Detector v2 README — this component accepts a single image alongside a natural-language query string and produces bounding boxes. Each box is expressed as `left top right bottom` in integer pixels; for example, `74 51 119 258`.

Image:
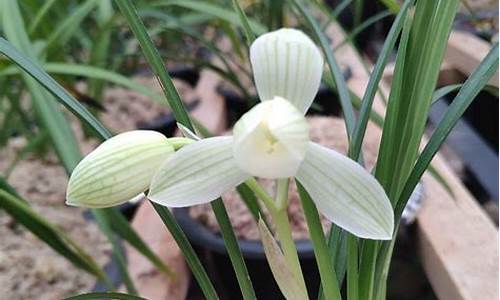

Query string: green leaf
395 42 499 221
375 0 460 200
115 0 192 129
336 10 393 50
104 208 175 277
44 0 100 51
297 183 341 300
62 292 148 300
377 42 498 300
151 203 219 300
231 0 256 45
0 63 167 105
152 0 266 35
0 189 111 286
92 209 137 295
349 0 413 160
290 0 357 139
0 39 111 140
28 0 58 34
1 0 83 172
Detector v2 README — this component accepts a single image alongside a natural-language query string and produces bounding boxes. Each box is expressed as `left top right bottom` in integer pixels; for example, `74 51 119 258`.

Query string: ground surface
0 77 194 300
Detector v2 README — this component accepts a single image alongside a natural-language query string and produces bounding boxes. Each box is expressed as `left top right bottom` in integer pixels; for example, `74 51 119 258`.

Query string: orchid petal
233 97 309 179
250 28 324 113
148 136 249 207
66 130 174 208
296 142 394 240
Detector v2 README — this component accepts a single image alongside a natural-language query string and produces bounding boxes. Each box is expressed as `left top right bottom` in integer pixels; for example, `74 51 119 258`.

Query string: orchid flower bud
66 130 174 208
232 96 309 178
250 28 324 113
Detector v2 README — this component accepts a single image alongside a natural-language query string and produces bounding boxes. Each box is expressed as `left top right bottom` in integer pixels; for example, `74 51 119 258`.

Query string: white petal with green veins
250 28 324 113
296 142 394 240
148 136 249 207
66 130 174 208
233 97 309 179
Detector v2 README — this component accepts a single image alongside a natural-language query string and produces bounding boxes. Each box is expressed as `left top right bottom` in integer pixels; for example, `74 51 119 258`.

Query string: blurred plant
0 0 498 299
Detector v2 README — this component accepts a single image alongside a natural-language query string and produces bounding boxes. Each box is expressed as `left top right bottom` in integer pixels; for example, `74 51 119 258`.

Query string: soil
0 76 195 300
189 116 382 240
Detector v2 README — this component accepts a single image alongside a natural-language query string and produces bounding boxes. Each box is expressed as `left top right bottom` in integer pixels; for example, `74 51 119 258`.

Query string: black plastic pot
174 208 319 300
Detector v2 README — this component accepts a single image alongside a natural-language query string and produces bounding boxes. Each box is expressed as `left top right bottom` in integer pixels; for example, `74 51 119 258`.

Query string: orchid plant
1 0 497 299
67 28 394 298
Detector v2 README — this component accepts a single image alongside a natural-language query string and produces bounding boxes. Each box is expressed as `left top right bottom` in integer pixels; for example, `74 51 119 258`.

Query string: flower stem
272 178 307 293
245 178 307 293
276 178 290 210
244 178 276 212
271 205 308 293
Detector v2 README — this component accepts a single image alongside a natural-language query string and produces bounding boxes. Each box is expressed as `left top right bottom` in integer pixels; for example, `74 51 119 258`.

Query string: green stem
276 178 289 210
271 206 307 292
245 177 307 292
298 183 341 300
244 177 276 211
347 235 359 300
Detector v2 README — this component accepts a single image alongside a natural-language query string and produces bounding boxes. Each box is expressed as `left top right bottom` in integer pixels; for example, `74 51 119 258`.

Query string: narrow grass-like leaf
151 203 219 300
0 63 167 105
1 1 83 172
231 0 256 45
115 0 192 128
28 0 58 34
349 0 412 160
297 183 341 300
381 0 401 13
62 292 147 300
104 208 175 277
290 0 356 138
93 209 137 295
376 42 498 300
45 0 100 51
152 0 266 35
395 42 498 221
0 190 111 287
336 10 393 50
0 39 111 140
369 1 460 299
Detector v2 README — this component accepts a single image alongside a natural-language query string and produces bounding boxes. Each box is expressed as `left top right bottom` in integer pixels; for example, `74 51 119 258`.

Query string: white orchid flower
66 130 174 208
148 28 394 240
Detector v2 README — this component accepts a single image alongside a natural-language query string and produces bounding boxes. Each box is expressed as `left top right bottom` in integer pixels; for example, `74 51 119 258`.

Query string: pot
174 207 320 300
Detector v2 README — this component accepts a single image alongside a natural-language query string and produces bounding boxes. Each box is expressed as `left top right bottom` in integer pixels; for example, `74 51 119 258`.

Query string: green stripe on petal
66 130 174 208
148 136 250 207
296 142 394 240
250 28 324 114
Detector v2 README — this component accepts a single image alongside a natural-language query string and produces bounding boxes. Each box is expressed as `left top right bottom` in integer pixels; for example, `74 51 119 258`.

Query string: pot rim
173 207 315 259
